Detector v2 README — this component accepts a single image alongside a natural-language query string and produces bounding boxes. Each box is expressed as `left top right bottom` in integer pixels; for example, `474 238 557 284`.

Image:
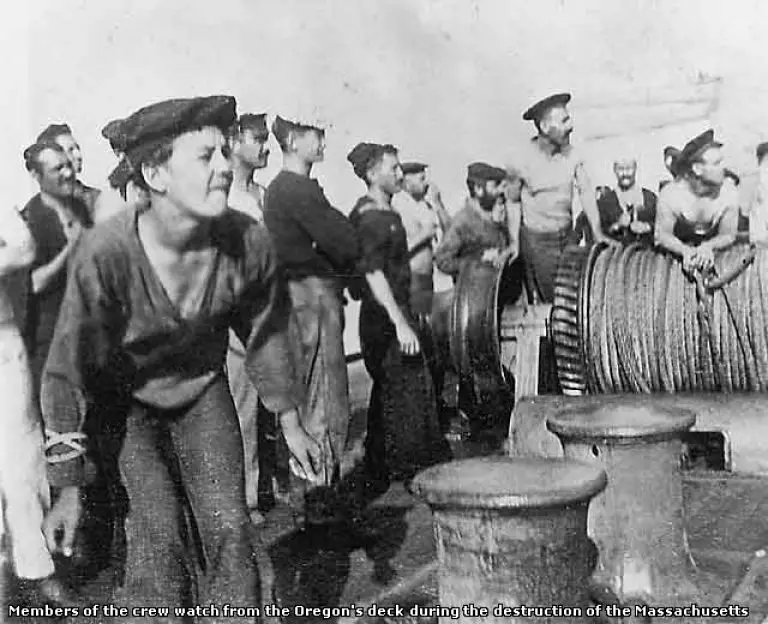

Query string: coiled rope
578 242 766 394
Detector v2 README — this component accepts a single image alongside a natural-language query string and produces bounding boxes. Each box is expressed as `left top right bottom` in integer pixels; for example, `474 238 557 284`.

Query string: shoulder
69 208 136 288
658 180 689 208
504 138 537 178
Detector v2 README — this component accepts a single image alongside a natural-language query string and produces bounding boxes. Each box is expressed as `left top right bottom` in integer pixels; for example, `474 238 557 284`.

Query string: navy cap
756 142 768 163
102 119 126 154
237 113 268 138
523 93 571 122
36 123 73 143
112 95 237 164
401 162 427 175
347 142 398 180
271 115 325 146
677 129 723 170
467 162 507 183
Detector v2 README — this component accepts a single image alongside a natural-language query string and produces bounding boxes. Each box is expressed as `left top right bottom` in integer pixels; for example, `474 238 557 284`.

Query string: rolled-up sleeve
234 227 303 414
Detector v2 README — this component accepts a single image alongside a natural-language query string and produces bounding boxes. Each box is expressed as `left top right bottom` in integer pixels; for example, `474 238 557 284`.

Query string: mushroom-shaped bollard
410 457 607 624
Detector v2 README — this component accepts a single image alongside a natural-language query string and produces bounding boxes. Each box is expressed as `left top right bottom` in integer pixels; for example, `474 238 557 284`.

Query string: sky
4 0 768 212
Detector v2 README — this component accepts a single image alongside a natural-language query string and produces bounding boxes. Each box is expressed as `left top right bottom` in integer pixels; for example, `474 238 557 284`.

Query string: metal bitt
409 457 607 624
547 401 700 606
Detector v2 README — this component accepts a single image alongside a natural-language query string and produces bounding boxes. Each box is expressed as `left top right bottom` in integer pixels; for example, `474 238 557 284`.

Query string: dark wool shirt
41 206 301 488
263 170 359 281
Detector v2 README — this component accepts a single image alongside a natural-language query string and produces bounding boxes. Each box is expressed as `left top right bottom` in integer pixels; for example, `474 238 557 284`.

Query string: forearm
32 245 71 293
428 198 452 232
655 230 692 258
704 232 737 251
365 271 409 327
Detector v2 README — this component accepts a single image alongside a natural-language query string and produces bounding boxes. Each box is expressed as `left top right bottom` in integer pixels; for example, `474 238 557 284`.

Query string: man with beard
40 95 319 621
505 93 614 303
263 114 359 524
36 124 103 222
435 163 514 278
226 112 274 524
21 141 92 396
594 157 657 245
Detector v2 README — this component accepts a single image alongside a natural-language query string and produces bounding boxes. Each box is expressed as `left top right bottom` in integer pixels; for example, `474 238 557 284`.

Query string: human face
157 127 233 220
35 148 75 198
542 105 574 147
402 171 428 200
371 152 403 195
693 146 725 186
476 180 504 211
293 128 325 164
234 128 270 169
55 133 83 175
614 160 637 190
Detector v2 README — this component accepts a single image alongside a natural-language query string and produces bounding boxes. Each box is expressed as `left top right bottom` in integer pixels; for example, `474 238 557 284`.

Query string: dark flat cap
114 95 237 159
663 146 680 159
467 162 507 183
523 93 571 122
102 119 126 153
238 113 268 137
678 129 722 170
108 158 134 191
272 115 324 145
36 123 73 143
347 142 398 179
401 162 427 175
756 141 768 163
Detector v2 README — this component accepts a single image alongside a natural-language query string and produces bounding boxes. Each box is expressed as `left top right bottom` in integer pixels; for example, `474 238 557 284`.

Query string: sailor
655 130 739 274
263 114 360 523
435 162 514 278
505 92 614 303
40 95 319 621
347 142 450 491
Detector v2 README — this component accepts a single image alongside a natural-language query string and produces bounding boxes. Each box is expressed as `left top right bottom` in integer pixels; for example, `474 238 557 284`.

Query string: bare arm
701 205 738 252
32 244 74 293
654 193 692 258
0 208 36 276
575 163 609 243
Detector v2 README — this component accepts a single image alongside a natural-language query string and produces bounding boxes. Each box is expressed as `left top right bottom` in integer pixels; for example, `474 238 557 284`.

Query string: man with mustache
435 162 513 278
40 95 319 620
505 92 614 303
20 141 92 397
594 157 657 245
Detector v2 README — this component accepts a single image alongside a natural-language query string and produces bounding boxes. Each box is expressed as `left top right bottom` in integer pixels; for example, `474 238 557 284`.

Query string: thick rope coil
552 242 766 394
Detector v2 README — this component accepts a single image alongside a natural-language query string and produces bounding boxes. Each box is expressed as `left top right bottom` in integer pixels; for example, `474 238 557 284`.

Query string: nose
212 148 232 174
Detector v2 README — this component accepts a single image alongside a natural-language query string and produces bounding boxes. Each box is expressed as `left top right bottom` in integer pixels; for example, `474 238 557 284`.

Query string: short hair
757 142 768 164
23 141 66 174
355 145 398 183
128 138 175 192
36 123 73 143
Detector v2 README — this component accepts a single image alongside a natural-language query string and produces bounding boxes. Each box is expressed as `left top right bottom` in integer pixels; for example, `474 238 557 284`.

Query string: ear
28 169 42 184
141 161 168 194
287 130 298 153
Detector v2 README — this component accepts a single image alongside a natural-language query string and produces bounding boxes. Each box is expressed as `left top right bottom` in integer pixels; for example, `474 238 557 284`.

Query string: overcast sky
4 0 768 211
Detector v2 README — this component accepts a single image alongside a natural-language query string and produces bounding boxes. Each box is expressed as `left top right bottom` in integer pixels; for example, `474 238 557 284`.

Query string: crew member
40 95 320 621
347 142 450 491
594 157 657 245
435 162 514 278
655 130 739 274
263 114 359 523
505 92 613 303
21 141 92 395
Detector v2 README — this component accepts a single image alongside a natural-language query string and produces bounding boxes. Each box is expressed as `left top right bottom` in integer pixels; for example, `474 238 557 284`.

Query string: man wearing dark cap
435 162 513 278
655 129 739 273
506 92 613 303
748 141 768 246
36 123 103 221
264 115 359 523
228 113 270 222
20 141 92 398
40 95 320 619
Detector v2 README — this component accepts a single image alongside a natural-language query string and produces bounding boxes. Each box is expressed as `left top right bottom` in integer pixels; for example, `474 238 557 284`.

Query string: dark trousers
112 378 259 623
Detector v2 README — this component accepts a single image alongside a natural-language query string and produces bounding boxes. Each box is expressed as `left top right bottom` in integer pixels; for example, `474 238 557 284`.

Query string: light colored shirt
506 136 583 232
393 191 440 276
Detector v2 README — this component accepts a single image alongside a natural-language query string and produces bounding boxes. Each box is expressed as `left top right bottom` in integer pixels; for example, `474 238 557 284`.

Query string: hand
629 220 652 234
425 182 442 206
43 487 82 557
616 212 631 229
493 246 518 269
481 248 501 264
596 234 621 248
694 244 715 271
682 247 698 274
395 320 420 356
281 414 322 483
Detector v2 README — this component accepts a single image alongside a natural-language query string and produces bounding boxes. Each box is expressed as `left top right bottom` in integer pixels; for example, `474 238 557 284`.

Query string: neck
686 175 720 198
39 190 68 211
139 196 213 253
537 133 567 155
282 153 312 177
231 158 255 191
367 185 393 207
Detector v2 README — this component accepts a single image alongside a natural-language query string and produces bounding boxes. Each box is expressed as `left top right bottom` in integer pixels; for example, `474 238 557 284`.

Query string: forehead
38 147 70 168
378 152 400 168
545 105 570 123
171 126 227 151
55 133 77 147
614 160 637 169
